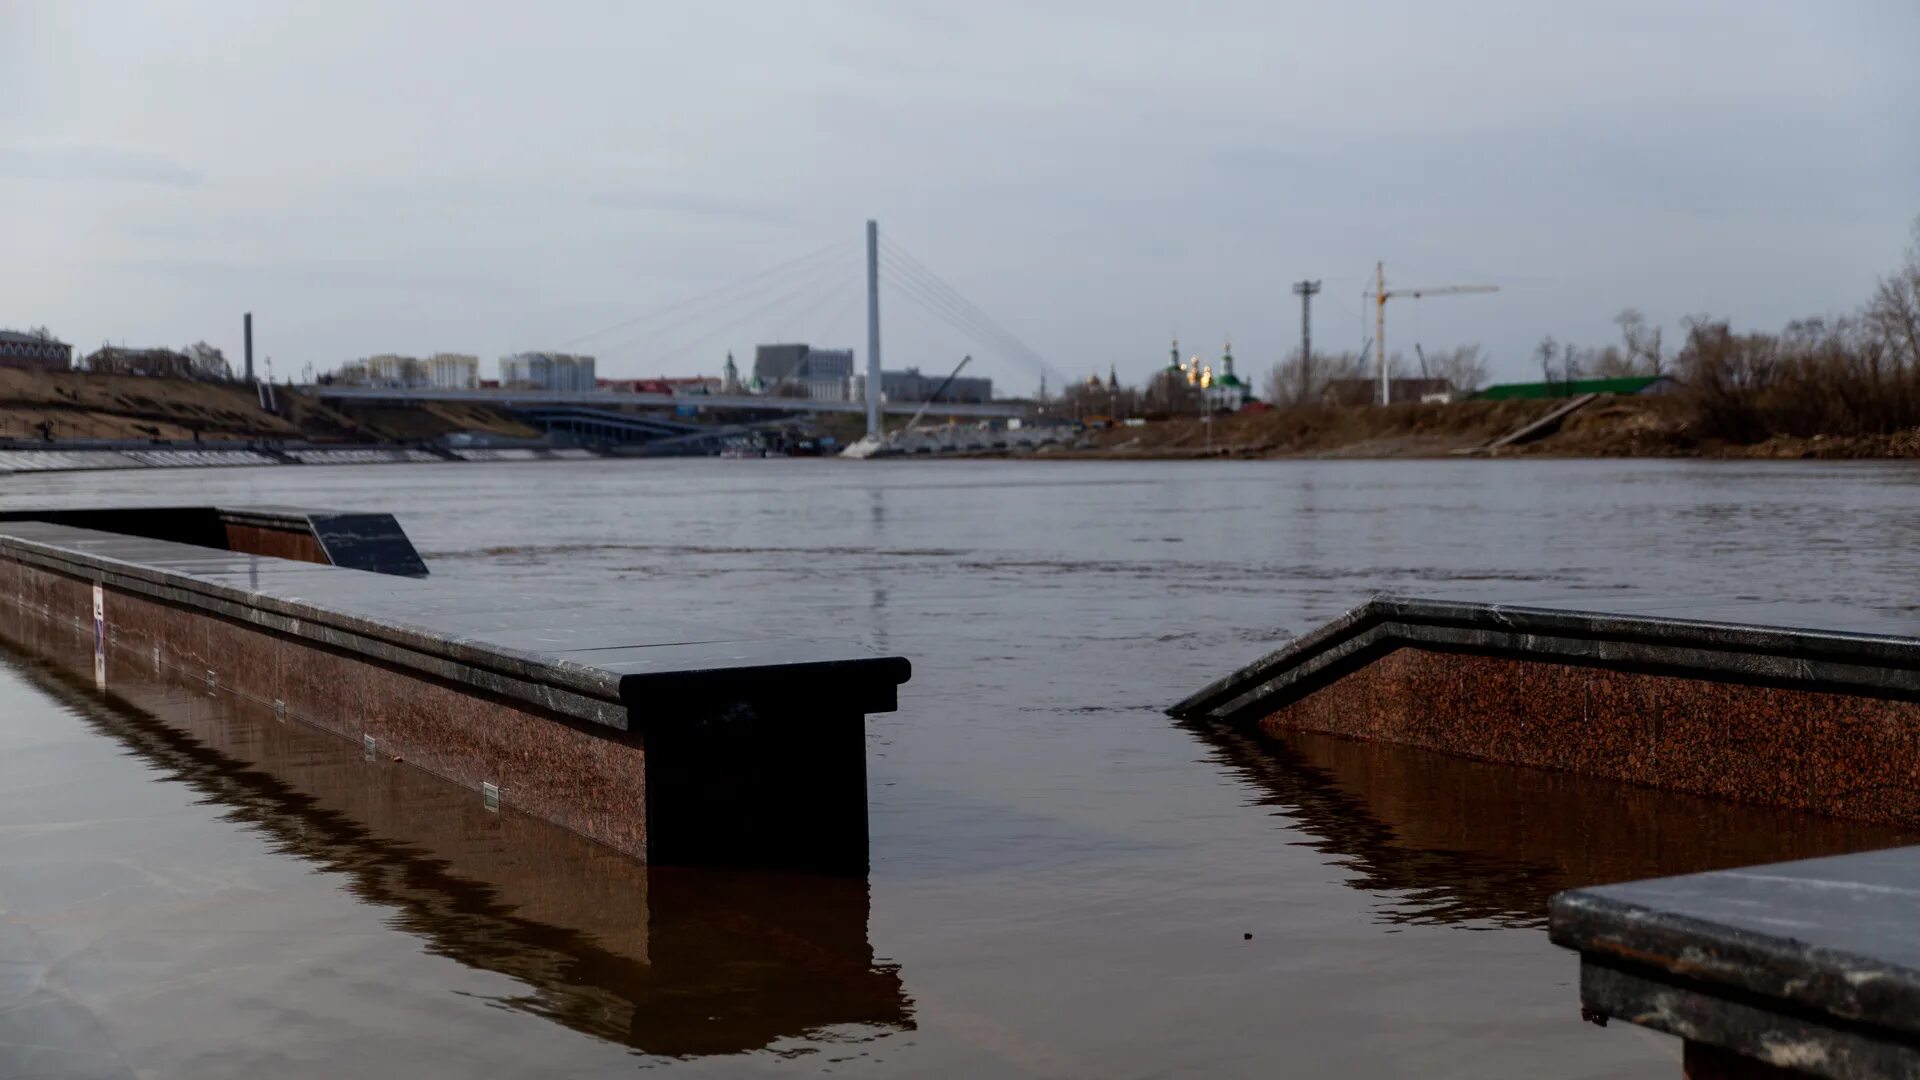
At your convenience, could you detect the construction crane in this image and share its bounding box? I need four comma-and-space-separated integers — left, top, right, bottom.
1367, 262, 1498, 404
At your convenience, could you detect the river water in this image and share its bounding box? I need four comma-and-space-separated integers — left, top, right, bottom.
4, 458, 1920, 1078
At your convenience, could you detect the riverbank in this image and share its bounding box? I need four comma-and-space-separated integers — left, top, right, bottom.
0, 442, 597, 474
0, 368, 533, 443
1034, 397, 1920, 460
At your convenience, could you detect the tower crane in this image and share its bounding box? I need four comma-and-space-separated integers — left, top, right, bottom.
1367, 262, 1498, 404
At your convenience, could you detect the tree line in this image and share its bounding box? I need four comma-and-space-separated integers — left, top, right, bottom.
1051, 216, 1920, 435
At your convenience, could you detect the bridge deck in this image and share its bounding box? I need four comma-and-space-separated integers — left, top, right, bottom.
312, 385, 1026, 418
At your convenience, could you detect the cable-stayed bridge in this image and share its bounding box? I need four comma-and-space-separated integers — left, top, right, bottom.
308, 221, 1056, 446
311, 385, 1023, 419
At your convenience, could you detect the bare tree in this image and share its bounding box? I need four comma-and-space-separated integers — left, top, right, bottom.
1561, 342, 1584, 383
1143, 368, 1202, 415
182, 341, 232, 381
1615, 308, 1665, 375
1588, 344, 1637, 377
1534, 336, 1559, 385
1422, 344, 1489, 394
1865, 218, 1920, 368
1059, 374, 1140, 419
1264, 350, 1370, 406
1264, 357, 1304, 405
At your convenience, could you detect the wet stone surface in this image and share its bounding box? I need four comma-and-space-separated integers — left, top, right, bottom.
1553, 848, 1920, 1077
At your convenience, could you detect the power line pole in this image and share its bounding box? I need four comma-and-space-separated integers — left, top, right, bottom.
1376, 262, 1388, 405
1291, 280, 1320, 404
865, 220, 882, 439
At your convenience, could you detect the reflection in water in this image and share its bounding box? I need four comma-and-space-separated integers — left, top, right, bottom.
1186, 719, 1919, 928
0, 623, 912, 1060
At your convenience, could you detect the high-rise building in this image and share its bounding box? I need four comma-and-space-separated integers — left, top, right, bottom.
500, 352, 596, 391
804, 348, 854, 380
848, 368, 993, 405
425, 353, 479, 389
751, 343, 856, 400
365, 354, 426, 387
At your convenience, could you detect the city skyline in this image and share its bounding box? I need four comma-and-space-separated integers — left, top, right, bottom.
4, 2, 1915, 393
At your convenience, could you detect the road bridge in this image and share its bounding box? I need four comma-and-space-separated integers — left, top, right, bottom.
308, 385, 1026, 419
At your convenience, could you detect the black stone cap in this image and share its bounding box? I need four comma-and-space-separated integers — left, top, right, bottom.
1550, 846, 1920, 1038
1170, 594, 1920, 723
0, 518, 911, 730
218, 506, 430, 577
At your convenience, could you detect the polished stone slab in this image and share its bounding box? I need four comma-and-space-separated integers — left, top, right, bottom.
0, 505, 430, 578
0, 518, 911, 731
1550, 846, 1920, 1077
302, 510, 430, 577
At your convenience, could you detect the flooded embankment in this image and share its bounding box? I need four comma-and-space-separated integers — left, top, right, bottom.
4, 457, 1919, 1077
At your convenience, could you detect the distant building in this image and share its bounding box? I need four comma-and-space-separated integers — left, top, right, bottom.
368, 354, 426, 387
332, 354, 426, 387
1206, 342, 1252, 411
665, 375, 722, 395
425, 353, 479, 389
596, 376, 722, 395
752, 343, 808, 386
1477, 375, 1676, 400
849, 367, 994, 405
721, 351, 742, 394
500, 352, 595, 391
0, 330, 72, 372
803, 348, 854, 379
752, 343, 855, 400
331, 353, 479, 388
84, 346, 194, 378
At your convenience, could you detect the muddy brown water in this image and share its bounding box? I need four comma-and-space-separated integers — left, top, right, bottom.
4, 458, 1920, 1078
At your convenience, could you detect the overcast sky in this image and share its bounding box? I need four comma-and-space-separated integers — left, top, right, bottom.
4, 1, 1916, 391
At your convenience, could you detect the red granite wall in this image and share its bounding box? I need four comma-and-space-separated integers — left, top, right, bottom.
0, 555, 647, 857
222, 521, 330, 565
1260, 646, 1920, 828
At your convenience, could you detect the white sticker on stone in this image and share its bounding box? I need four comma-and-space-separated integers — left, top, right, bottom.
92, 584, 105, 690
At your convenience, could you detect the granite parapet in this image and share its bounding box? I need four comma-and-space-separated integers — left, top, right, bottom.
1551, 847, 1920, 1078
0, 511, 909, 870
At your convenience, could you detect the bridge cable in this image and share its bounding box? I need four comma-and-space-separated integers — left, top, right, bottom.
877, 255, 1064, 384
878, 240, 1064, 382
554, 241, 851, 350
595, 247, 858, 361
879, 238, 1060, 377
640, 251, 861, 370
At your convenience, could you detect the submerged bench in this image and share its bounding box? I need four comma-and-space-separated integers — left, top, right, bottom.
1551, 846, 1920, 1078
1171, 595, 1920, 827
0, 507, 909, 872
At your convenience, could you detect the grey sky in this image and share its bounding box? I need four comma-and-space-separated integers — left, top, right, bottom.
4, 1, 1916, 391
